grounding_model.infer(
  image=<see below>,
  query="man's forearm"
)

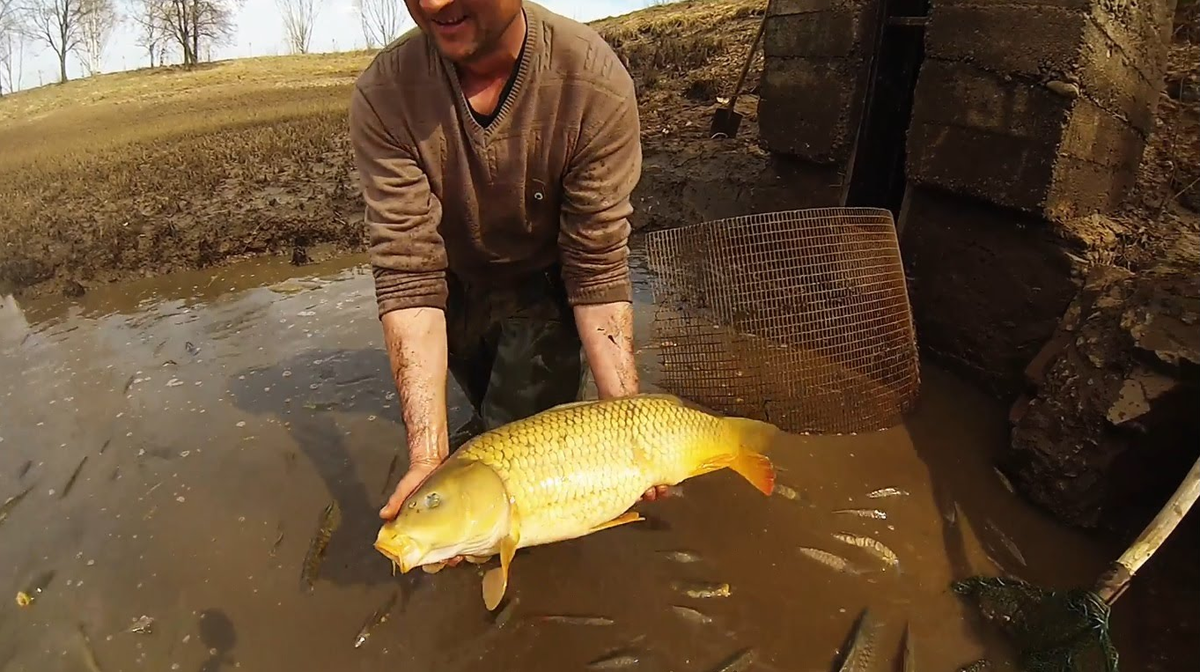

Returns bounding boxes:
[382,307,450,464]
[574,300,638,399]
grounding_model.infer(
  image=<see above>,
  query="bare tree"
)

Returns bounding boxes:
[126,0,165,66]
[155,0,240,67]
[0,1,25,95]
[22,0,93,83]
[355,0,406,49]
[77,0,118,75]
[277,0,317,54]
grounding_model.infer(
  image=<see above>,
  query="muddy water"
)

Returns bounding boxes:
[0,249,1149,672]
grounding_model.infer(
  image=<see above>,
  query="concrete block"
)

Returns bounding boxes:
[763,7,865,59]
[925,4,1085,76]
[759,57,863,165]
[909,58,1072,140]
[906,59,1069,214]
[1077,18,1160,134]
[767,0,851,16]
[898,186,1081,397]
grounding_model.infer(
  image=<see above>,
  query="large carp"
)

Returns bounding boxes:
[373,393,781,610]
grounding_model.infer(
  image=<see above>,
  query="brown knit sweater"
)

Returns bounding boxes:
[348,2,642,318]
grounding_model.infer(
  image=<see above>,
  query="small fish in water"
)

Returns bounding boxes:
[836,607,882,672]
[832,533,900,569]
[903,621,915,672]
[865,487,908,499]
[269,523,285,557]
[380,451,401,497]
[994,467,1015,494]
[775,483,801,500]
[77,624,104,672]
[797,546,861,574]
[60,456,89,499]
[587,648,642,669]
[984,520,1027,566]
[670,605,712,624]
[372,394,779,610]
[0,484,35,527]
[706,647,754,672]
[185,341,199,356]
[300,500,341,593]
[536,614,614,626]
[833,508,887,520]
[18,460,33,479]
[354,589,400,648]
[658,549,702,563]
[17,569,56,606]
[127,615,154,634]
[492,597,520,628]
[673,580,731,599]
[99,438,111,455]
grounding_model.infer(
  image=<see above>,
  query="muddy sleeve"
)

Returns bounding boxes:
[348,84,449,318]
[557,75,642,306]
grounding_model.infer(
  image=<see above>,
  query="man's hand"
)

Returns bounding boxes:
[379,456,441,519]
[641,485,670,501]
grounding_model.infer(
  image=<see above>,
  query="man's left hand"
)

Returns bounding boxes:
[640,485,670,501]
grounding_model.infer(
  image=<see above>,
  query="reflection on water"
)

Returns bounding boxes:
[0,249,1183,672]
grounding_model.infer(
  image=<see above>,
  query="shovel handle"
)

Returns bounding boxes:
[727,10,768,110]
[1094,454,1200,604]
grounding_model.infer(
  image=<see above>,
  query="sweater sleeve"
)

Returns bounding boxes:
[557,72,643,306]
[348,83,449,318]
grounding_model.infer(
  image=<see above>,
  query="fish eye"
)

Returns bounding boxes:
[425,492,442,509]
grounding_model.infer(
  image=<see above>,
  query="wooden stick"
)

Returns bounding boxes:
[1094,455,1200,604]
[725,11,768,111]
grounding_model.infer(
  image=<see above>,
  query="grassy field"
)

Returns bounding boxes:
[0,0,1194,297]
[0,0,767,297]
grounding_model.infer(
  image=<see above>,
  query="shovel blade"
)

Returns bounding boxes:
[709,107,743,138]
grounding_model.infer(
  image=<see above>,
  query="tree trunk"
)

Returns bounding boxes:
[59,51,68,83]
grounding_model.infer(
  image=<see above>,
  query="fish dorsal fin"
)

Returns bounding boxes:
[482,512,522,611]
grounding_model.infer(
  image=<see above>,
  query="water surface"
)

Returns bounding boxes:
[0,249,1167,672]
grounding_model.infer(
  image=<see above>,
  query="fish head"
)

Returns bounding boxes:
[374,458,511,572]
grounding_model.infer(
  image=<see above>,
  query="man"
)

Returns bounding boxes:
[348,0,669,533]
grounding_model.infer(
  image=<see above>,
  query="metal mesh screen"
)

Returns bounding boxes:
[641,207,920,435]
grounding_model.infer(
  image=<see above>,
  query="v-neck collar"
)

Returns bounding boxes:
[442,7,536,145]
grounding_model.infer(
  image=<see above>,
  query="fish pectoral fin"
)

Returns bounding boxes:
[589,511,644,534]
[482,528,520,612]
[464,555,493,565]
[420,562,448,574]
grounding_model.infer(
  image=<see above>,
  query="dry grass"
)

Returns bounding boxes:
[0,1,767,295]
[0,51,376,291]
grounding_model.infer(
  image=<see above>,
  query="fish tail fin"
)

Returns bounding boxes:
[722,417,779,496]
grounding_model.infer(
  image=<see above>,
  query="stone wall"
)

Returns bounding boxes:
[757,0,1179,394]
[757,0,883,205]
[907,0,1177,221]
[898,0,1178,394]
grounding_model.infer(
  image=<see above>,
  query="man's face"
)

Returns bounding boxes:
[406,0,524,64]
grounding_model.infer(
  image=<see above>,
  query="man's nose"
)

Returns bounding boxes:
[420,0,455,14]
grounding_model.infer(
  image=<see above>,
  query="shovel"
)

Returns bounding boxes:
[709,10,768,139]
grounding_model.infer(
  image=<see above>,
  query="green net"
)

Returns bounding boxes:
[951,576,1120,672]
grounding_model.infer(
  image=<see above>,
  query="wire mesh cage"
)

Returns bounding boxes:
[641,207,920,435]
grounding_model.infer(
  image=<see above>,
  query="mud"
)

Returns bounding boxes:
[1,245,1192,672]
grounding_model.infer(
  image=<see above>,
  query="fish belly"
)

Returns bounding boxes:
[458,395,725,548]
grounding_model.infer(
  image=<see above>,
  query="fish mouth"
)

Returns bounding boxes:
[373,533,423,574]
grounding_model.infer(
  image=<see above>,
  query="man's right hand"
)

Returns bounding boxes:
[380,456,442,520]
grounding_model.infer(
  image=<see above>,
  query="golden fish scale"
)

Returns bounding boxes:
[457,396,727,547]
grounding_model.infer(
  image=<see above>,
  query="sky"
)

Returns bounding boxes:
[8,0,670,90]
